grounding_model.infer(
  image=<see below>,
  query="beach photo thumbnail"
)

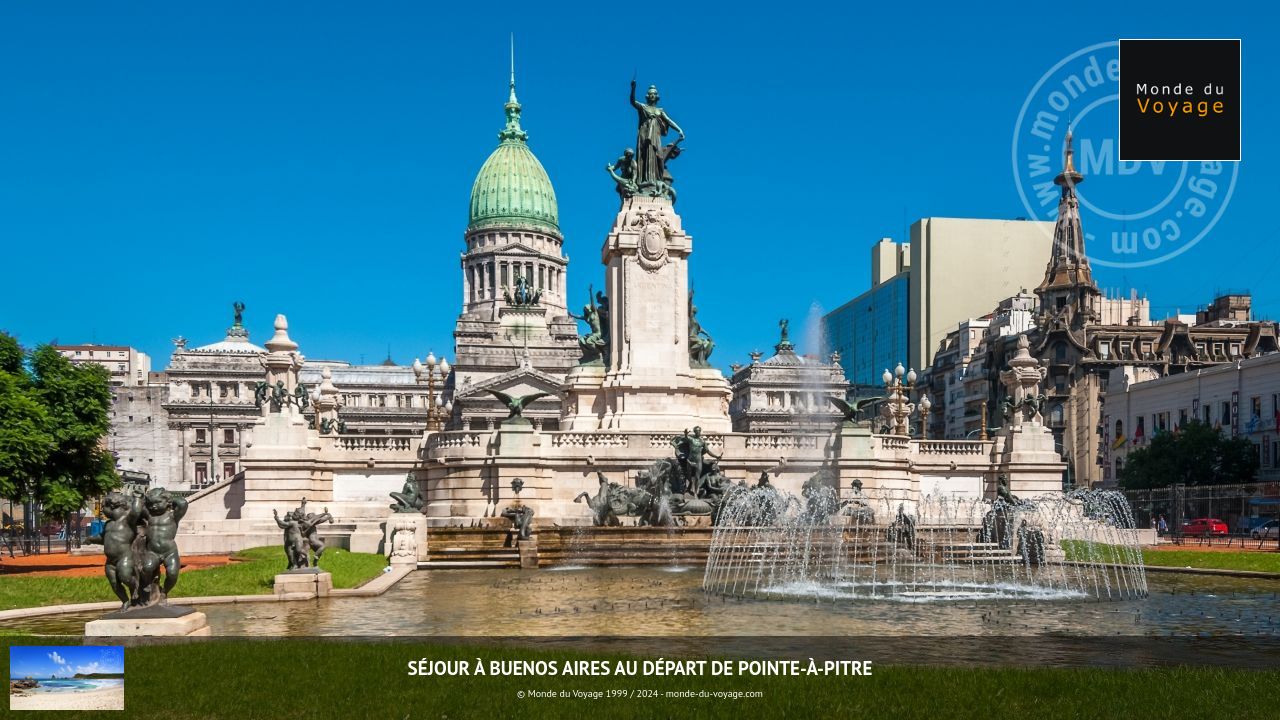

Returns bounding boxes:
[8,646,124,711]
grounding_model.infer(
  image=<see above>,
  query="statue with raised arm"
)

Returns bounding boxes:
[233,301,245,326]
[298,500,333,565]
[629,79,684,199]
[274,508,306,569]
[135,488,188,606]
[97,491,143,609]
[569,285,608,365]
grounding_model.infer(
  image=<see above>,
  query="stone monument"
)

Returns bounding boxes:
[563,79,730,431]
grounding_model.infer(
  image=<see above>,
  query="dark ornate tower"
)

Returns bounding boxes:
[1034,130,1101,332]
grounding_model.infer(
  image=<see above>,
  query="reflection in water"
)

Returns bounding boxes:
[6,568,1278,641]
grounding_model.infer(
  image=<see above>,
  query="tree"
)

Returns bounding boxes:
[1119,420,1260,490]
[0,333,118,545]
[0,337,53,503]
[28,345,119,518]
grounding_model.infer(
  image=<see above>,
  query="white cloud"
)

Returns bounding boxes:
[75,662,110,675]
[48,651,65,665]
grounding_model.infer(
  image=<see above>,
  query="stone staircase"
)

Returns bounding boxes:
[420,528,521,569]
[419,526,715,569]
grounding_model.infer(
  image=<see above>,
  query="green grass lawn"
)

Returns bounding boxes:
[0,639,1273,720]
[0,546,386,611]
[1064,540,1280,573]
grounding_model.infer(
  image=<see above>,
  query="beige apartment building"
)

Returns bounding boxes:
[56,344,152,387]
[908,217,1055,372]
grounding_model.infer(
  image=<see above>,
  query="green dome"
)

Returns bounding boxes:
[467,82,559,237]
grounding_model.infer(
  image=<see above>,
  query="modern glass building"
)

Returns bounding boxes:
[823,273,910,388]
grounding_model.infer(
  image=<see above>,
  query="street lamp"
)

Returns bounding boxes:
[413,353,451,432]
[882,363,919,436]
[919,394,932,439]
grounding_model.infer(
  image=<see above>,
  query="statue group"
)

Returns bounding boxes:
[254,379,310,412]
[96,488,189,612]
[502,272,541,307]
[575,427,763,527]
[607,80,685,202]
[273,499,333,570]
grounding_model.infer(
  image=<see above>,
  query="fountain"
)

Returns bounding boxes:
[703,481,1148,602]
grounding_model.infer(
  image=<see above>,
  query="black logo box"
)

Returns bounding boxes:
[1119,39,1240,161]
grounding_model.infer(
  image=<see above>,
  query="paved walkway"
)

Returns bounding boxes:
[0,552,236,577]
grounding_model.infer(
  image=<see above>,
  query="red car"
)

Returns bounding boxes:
[1181,518,1228,536]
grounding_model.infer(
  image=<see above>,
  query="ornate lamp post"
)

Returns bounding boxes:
[919,394,932,440]
[881,363,918,436]
[413,353,453,432]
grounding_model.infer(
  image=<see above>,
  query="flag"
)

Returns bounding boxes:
[1112,434,1127,450]
[1248,415,1261,433]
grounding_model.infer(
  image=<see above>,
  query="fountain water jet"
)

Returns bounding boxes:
[703,487,1148,602]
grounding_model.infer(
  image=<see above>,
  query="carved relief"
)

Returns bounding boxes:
[632,207,671,272]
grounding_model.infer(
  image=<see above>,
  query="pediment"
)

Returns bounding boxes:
[454,367,564,401]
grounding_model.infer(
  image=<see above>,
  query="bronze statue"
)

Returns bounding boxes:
[569,285,609,365]
[505,272,541,307]
[606,148,638,198]
[826,396,884,425]
[97,492,143,609]
[574,473,622,527]
[485,389,552,424]
[502,479,535,541]
[91,488,190,612]
[624,79,685,200]
[996,473,1021,506]
[390,474,424,513]
[136,488,188,605]
[274,498,333,569]
[779,318,790,345]
[670,427,720,496]
[233,301,245,326]
[688,291,714,368]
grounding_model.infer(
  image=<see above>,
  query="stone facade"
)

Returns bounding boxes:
[922,134,1279,488]
[447,73,580,431]
[728,328,848,434]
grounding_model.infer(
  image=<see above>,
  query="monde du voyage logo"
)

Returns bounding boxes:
[1012,40,1241,269]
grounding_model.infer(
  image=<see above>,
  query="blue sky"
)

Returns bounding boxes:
[1,2,1272,372]
[9,645,124,678]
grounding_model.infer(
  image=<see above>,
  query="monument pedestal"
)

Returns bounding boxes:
[273,569,333,598]
[85,607,210,637]
[385,513,428,564]
[1000,423,1067,497]
[561,195,731,432]
[517,536,539,569]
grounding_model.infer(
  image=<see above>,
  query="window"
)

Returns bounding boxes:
[1178,408,1188,427]
[1049,404,1064,427]
[222,462,236,479]
[1120,341,1132,358]
[1230,343,1241,357]
[194,463,208,484]
[195,428,207,443]
[1098,342,1110,359]
[1054,343,1067,362]
[1221,401,1231,427]
[223,428,235,444]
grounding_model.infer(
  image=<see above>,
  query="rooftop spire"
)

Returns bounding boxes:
[1035,128,1097,300]
[498,34,527,143]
